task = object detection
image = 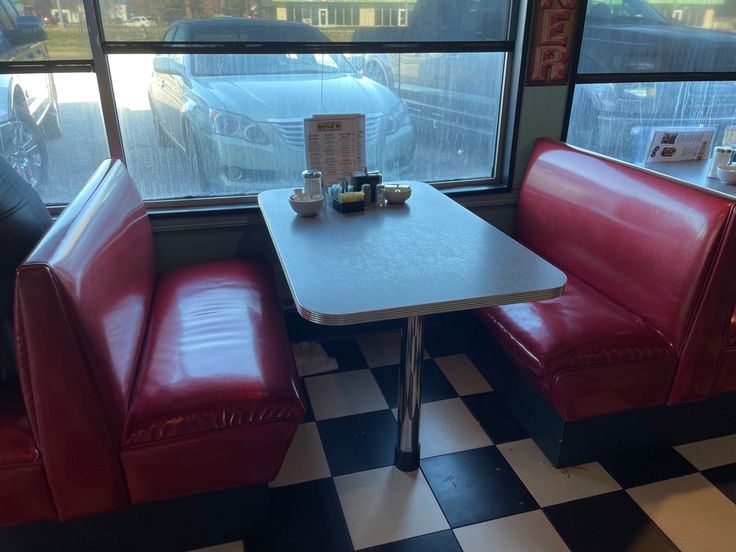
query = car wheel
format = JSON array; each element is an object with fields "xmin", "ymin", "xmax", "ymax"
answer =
[
  {"xmin": 184, "ymin": 125, "xmax": 209, "ymax": 192},
  {"xmin": 151, "ymin": 110, "xmax": 172, "ymax": 147},
  {"xmin": 7, "ymin": 104, "xmax": 48, "ymax": 190},
  {"xmin": 365, "ymin": 61, "xmax": 391, "ymax": 88},
  {"xmin": 41, "ymin": 102, "xmax": 63, "ymax": 140}
]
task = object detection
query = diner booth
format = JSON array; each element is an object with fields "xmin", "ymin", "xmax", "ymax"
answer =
[{"xmin": 1, "ymin": 0, "xmax": 736, "ymax": 550}]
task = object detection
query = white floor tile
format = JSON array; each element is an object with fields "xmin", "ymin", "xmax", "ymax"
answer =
[
  {"xmin": 356, "ymin": 331, "xmax": 429, "ymax": 368},
  {"xmin": 270, "ymin": 423, "xmax": 330, "ymax": 487},
  {"xmin": 334, "ymin": 466, "xmax": 449, "ymax": 550},
  {"xmin": 628, "ymin": 473, "xmax": 736, "ymax": 552},
  {"xmin": 497, "ymin": 439, "xmax": 620, "ymax": 507},
  {"xmin": 189, "ymin": 541, "xmax": 244, "ymax": 552},
  {"xmin": 454, "ymin": 510, "xmax": 569, "ymax": 552},
  {"xmin": 674, "ymin": 434, "xmax": 736, "ymax": 470},
  {"xmin": 419, "ymin": 398, "xmax": 493, "ymax": 458},
  {"xmin": 435, "ymin": 354, "xmax": 493, "ymax": 396},
  {"xmin": 304, "ymin": 369, "xmax": 388, "ymax": 421}
]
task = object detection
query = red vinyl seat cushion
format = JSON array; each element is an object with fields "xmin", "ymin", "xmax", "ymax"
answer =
[
  {"xmin": 121, "ymin": 260, "xmax": 305, "ymax": 503},
  {"xmin": 476, "ymin": 273, "xmax": 677, "ymax": 421},
  {"xmin": 124, "ymin": 260, "xmax": 304, "ymax": 445}
]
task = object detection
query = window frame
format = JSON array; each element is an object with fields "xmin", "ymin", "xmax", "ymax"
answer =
[
  {"xmin": 562, "ymin": 0, "xmax": 736, "ymax": 151},
  {"xmin": 1, "ymin": 0, "xmax": 521, "ymax": 208}
]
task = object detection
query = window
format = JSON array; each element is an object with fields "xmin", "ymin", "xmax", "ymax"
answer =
[
  {"xmin": 0, "ymin": 1, "xmax": 107, "ymax": 205},
  {"xmin": 2, "ymin": 1, "xmax": 516, "ymax": 205},
  {"xmin": 566, "ymin": 0, "xmax": 736, "ymax": 164}
]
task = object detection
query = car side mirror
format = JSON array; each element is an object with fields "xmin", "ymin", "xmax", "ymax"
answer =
[
  {"xmin": 153, "ymin": 56, "xmax": 182, "ymax": 76},
  {"xmin": 10, "ymin": 16, "xmax": 47, "ymax": 46}
]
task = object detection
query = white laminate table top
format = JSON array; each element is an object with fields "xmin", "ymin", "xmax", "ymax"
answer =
[{"xmin": 259, "ymin": 182, "xmax": 567, "ymax": 325}]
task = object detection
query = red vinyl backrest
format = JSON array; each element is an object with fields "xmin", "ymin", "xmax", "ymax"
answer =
[
  {"xmin": 14, "ymin": 160, "xmax": 154, "ymax": 518},
  {"xmin": 518, "ymin": 139, "xmax": 736, "ymax": 403}
]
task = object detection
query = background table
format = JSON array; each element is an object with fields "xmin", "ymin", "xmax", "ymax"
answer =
[{"xmin": 259, "ymin": 182, "xmax": 566, "ymax": 470}]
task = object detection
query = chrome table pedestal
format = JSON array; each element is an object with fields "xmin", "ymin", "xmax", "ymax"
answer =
[{"xmin": 395, "ymin": 315, "xmax": 424, "ymax": 471}]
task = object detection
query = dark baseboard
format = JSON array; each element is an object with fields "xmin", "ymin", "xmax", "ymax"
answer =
[
  {"xmin": 0, "ymin": 485, "xmax": 269, "ymax": 552},
  {"xmin": 468, "ymin": 317, "xmax": 736, "ymax": 467}
]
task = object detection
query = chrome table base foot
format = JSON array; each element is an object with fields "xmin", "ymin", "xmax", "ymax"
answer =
[
  {"xmin": 395, "ymin": 315, "xmax": 424, "ymax": 472},
  {"xmin": 394, "ymin": 447, "xmax": 421, "ymax": 472}
]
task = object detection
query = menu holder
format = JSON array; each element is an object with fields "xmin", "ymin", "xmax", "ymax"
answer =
[
  {"xmin": 304, "ymin": 114, "xmax": 366, "ymax": 188},
  {"xmin": 645, "ymin": 127, "xmax": 715, "ymax": 163}
]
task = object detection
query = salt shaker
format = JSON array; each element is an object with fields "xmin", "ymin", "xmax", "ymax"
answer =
[
  {"xmin": 302, "ymin": 170, "xmax": 322, "ymax": 196},
  {"xmin": 707, "ymin": 146, "xmax": 733, "ymax": 179}
]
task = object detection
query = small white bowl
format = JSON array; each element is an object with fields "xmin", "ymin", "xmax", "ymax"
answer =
[
  {"xmin": 385, "ymin": 184, "xmax": 412, "ymax": 204},
  {"xmin": 288, "ymin": 193, "xmax": 324, "ymax": 217},
  {"xmin": 717, "ymin": 165, "xmax": 736, "ymax": 185}
]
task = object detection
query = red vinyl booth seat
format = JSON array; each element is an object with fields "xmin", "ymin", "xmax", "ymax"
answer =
[
  {"xmin": 0, "ymin": 385, "xmax": 55, "ymax": 526},
  {"xmin": 475, "ymin": 139, "xmax": 736, "ymax": 422},
  {"xmin": 713, "ymin": 308, "xmax": 736, "ymax": 395},
  {"xmin": 13, "ymin": 161, "xmax": 305, "ymax": 522}
]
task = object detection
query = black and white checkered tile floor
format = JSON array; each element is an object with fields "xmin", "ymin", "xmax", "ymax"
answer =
[{"xmin": 193, "ymin": 329, "xmax": 736, "ymax": 552}]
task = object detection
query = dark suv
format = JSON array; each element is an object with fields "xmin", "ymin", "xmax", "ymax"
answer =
[
  {"xmin": 570, "ymin": 0, "xmax": 736, "ymax": 162},
  {"xmin": 0, "ymin": 0, "xmax": 62, "ymax": 189},
  {"xmin": 357, "ymin": 0, "xmax": 736, "ymax": 164}
]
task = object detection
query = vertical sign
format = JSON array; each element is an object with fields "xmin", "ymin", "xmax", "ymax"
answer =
[{"xmin": 527, "ymin": 0, "xmax": 579, "ymax": 85}]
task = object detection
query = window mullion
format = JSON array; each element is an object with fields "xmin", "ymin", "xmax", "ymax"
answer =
[{"xmin": 82, "ymin": 0, "xmax": 125, "ymax": 162}]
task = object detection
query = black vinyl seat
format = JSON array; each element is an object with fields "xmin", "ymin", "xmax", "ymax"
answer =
[{"xmin": 0, "ymin": 159, "xmax": 51, "ymax": 383}]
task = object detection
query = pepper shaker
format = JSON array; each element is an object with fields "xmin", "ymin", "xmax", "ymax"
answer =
[{"xmin": 361, "ymin": 184, "xmax": 371, "ymax": 207}]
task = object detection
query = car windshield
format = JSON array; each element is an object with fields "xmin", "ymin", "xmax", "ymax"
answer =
[
  {"xmin": 191, "ymin": 53, "xmax": 354, "ymax": 77},
  {"xmin": 588, "ymin": 0, "xmax": 668, "ymax": 25}
]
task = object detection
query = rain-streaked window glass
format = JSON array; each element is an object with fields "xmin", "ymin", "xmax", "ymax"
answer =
[
  {"xmin": 109, "ymin": 50, "xmax": 504, "ymax": 199},
  {"xmin": 567, "ymin": 81, "xmax": 736, "ymax": 164},
  {"xmin": 99, "ymin": 0, "xmax": 510, "ymax": 43},
  {"xmin": 0, "ymin": 72, "xmax": 109, "ymax": 203},
  {"xmin": 579, "ymin": 0, "xmax": 736, "ymax": 74},
  {"xmin": 0, "ymin": 0, "xmax": 92, "ymax": 60}
]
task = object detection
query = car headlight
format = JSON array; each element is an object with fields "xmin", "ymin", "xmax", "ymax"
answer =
[
  {"xmin": 385, "ymin": 103, "xmax": 411, "ymax": 135},
  {"xmin": 209, "ymin": 109, "xmax": 269, "ymax": 144}
]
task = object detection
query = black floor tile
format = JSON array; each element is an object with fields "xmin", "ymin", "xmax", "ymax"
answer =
[
  {"xmin": 544, "ymin": 490, "xmax": 679, "ymax": 552},
  {"xmin": 317, "ymin": 410, "xmax": 398, "ymax": 476},
  {"xmin": 462, "ymin": 392, "xmax": 529, "ymax": 444},
  {"xmin": 703, "ymin": 462, "xmax": 736, "ymax": 505},
  {"xmin": 598, "ymin": 447, "xmax": 696, "ymax": 488},
  {"xmin": 321, "ymin": 338, "xmax": 369, "ymax": 372},
  {"xmin": 361, "ymin": 530, "xmax": 462, "ymax": 552},
  {"xmin": 372, "ymin": 360, "xmax": 457, "ymax": 409},
  {"xmin": 421, "ymin": 446, "xmax": 537, "ymax": 528},
  {"xmin": 247, "ymin": 479, "xmax": 353, "ymax": 552},
  {"xmin": 301, "ymin": 382, "xmax": 316, "ymax": 423},
  {"xmin": 423, "ymin": 314, "xmax": 477, "ymax": 357}
]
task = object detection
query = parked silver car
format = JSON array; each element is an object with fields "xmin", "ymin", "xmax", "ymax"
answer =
[{"xmin": 148, "ymin": 19, "xmax": 415, "ymax": 191}]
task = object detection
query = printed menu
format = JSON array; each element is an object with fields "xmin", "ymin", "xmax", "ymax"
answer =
[
  {"xmin": 304, "ymin": 114, "xmax": 366, "ymax": 187},
  {"xmin": 645, "ymin": 127, "xmax": 715, "ymax": 163}
]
